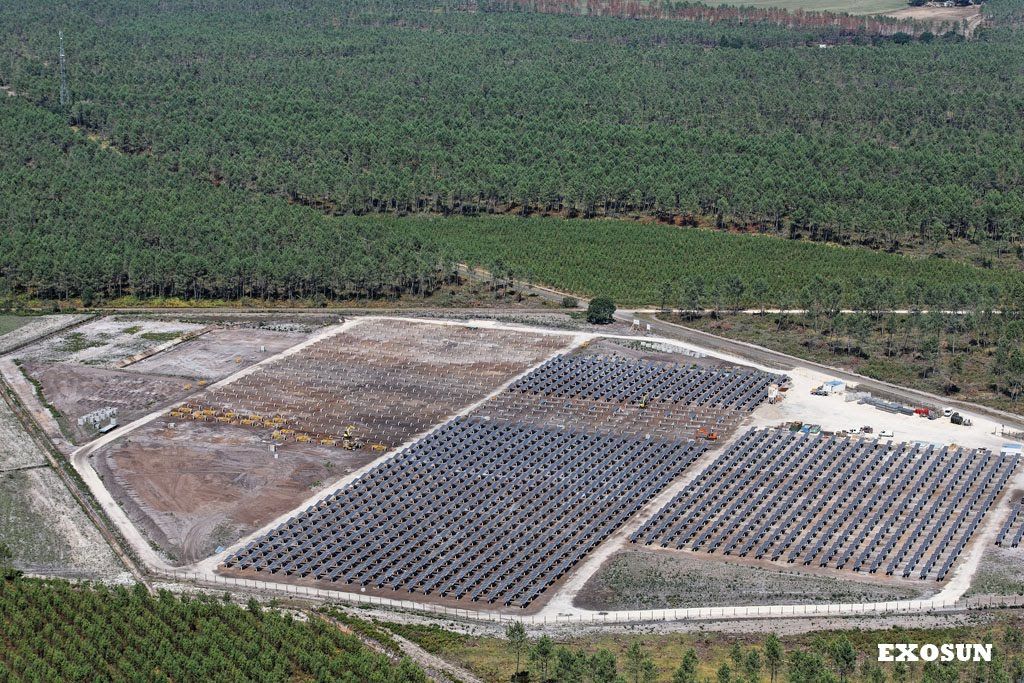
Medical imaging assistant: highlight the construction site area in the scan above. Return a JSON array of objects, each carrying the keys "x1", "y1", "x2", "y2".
[{"x1": 1, "y1": 311, "x2": 1022, "y2": 621}]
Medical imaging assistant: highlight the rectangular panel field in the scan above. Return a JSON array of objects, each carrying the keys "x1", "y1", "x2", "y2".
[
  {"x1": 198, "y1": 320, "x2": 568, "y2": 449},
  {"x1": 632, "y1": 429, "x2": 1019, "y2": 582},
  {"x1": 510, "y1": 354, "x2": 783, "y2": 411},
  {"x1": 224, "y1": 418, "x2": 707, "y2": 608},
  {"x1": 996, "y1": 500, "x2": 1023, "y2": 549}
]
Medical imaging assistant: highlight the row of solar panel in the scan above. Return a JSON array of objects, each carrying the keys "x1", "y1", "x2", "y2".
[
  {"x1": 632, "y1": 429, "x2": 1018, "y2": 581},
  {"x1": 509, "y1": 355, "x2": 784, "y2": 411},
  {"x1": 996, "y1": 500, "x2": 1024, "y2": 549},
  {"x1": 224, "y1": 418, "x2": 707, "y2": 607}
]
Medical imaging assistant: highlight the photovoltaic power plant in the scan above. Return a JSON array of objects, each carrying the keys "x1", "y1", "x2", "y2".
[
  {"x1": 996, "y1": 499, "x2": 1024, "y2": 549},
  {"x1": 221, "y1": 348, "x2": 794, "y2": 607},
  {"x1": 632, "y1": 429, "x2": 1020, "y2": 581},
  {"x1": 510, "y1": 355, "x2": 782, "y2": 411},
  {"x1": 224, "y1": 417, "x2": 707, "y2": 606}
]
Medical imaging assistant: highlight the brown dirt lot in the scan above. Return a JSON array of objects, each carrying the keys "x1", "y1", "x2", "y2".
[
  {"x1": 94, "y1": 419, "x2": 377, "y2": 565},
  {"x1": 883, "y1": 5, "x2": 985, "y2": 36},
  {"x1": 127, "y1": 327, "x2": 309, "y2": 380},
  {"x1": 884, "y1": 4, "x2": 980, "y2": 22},
  {"x1": 575, "y1": 548, "x2": 929, "y2": 611},
  {"x1": 23, "y1": 362, "x2": 197, "y2": 443}
]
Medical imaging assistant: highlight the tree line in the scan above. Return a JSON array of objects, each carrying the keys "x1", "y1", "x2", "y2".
[
  {"x1": 0, "y1": 575, "x2": 427, "y2": 681},
  {"x1": 8, "y1": 92, "x2": 1020, "y2": 309},
  {"x1": 503, "y1": 621, "x2": 1024, "y2": 682}
]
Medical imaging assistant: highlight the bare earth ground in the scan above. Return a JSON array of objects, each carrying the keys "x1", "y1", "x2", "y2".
[
  {"x1": 968, "y1": 546, "x2": 1024, "y2": 597},
  {"x1": 0, "y1": 468, "x2": 125, "y2": 580},
  {"x1": 22, "y1": 363, "x2": 199, "y2": 444},
  {"x1": 0, "y1": 314, "x2": 92, "y2": 355},
  {"x1": 128, "y1": 327, "x2": 309, "y2": 380},
  {"x1": 0, "y1": 400, "x2": 48, "y2": 470},
  {"x1": 12, "y1": 317, "x2": 205, "y2": 366},
  {"x1": 93, "y1": 419, "x2": 377, "y2": 565},
  {"x1": 885, "y1": 4, "x2": 981, "y2": 23},
  {"x1": 0, "y1": 398, "x2": 124, "y2": 579},
  {"x1": 575, "y1": 548, "x2": 929, "y2": 611},
  {"x1": 421, "y1": 311, "x2": 637, "y2": 336},
  {"x1": 201, "y1": 319, "x2": 570, "y2": 448}
]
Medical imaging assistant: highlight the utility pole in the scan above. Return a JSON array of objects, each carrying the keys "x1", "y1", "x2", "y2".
[{"x1": 58, "y1": 30, "x2": 69, "y2": 107}]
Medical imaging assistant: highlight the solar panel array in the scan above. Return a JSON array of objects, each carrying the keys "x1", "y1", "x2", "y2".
[
  {"x1": 996, "y1": 500, "x2": 1024, "y2": 549},
  {"x1": 632, "y1": 429, "x2": 1019, "y2": 581},
  {"x1": 509, "y1": 355, "x2": 782, "y2": 411},
  {"x1": 473, "y1": 393, "x2": 744, "y2": 441},
  {"x1": 224, "y1": 418, "x2": 707, "y2": 606}
]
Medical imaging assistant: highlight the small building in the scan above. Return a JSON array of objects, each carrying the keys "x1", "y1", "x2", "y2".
[{"x1": 818, "y1": 379, "x2": 845, "y2": 395}]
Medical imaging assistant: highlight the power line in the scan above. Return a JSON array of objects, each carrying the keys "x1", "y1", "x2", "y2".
[{"x1": 58, "y1": 30, "x2": 69, "y2": 107}]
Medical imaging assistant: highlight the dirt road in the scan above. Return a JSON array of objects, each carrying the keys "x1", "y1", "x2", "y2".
[{"x1": 627, "y1": 311, "x2": 1024, "y2": 433}]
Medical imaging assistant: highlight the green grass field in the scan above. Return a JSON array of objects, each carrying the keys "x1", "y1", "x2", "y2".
[{"x1": 0, "y1": 316, "x2": 30, "y2": 338}]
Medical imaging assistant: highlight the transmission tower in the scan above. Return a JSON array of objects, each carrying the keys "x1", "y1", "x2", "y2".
[{"x1": 58, "y1": 30, "x2": 69, "y2": 107}]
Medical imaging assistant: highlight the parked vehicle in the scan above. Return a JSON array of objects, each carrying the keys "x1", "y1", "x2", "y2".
[{"x1": 950, "y1": 412, "x2": 973, "y2": 427}]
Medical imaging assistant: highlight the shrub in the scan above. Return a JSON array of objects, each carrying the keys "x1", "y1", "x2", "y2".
[{"x1": 586, "y1": 297, "x2": 616, "y2": 324}]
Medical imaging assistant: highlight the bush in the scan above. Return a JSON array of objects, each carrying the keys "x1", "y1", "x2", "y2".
[
  {"x1": 586, "y1": 297, "x2": 616, "y2": 324},
  {"x1": 561, "y1": 296, "x2": 578, "y2": 308}
]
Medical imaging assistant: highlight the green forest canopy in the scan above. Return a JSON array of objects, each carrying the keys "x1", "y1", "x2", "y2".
[
  {"x1": 2, "y1": 0, "x2": 1024, "y2": 253},
  {"x1": 2, "y1": 95, "x2": 1021, "y2": 307},
  {"x1": 0, "y1": 577, "x2": 426, "y2": 682}
]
